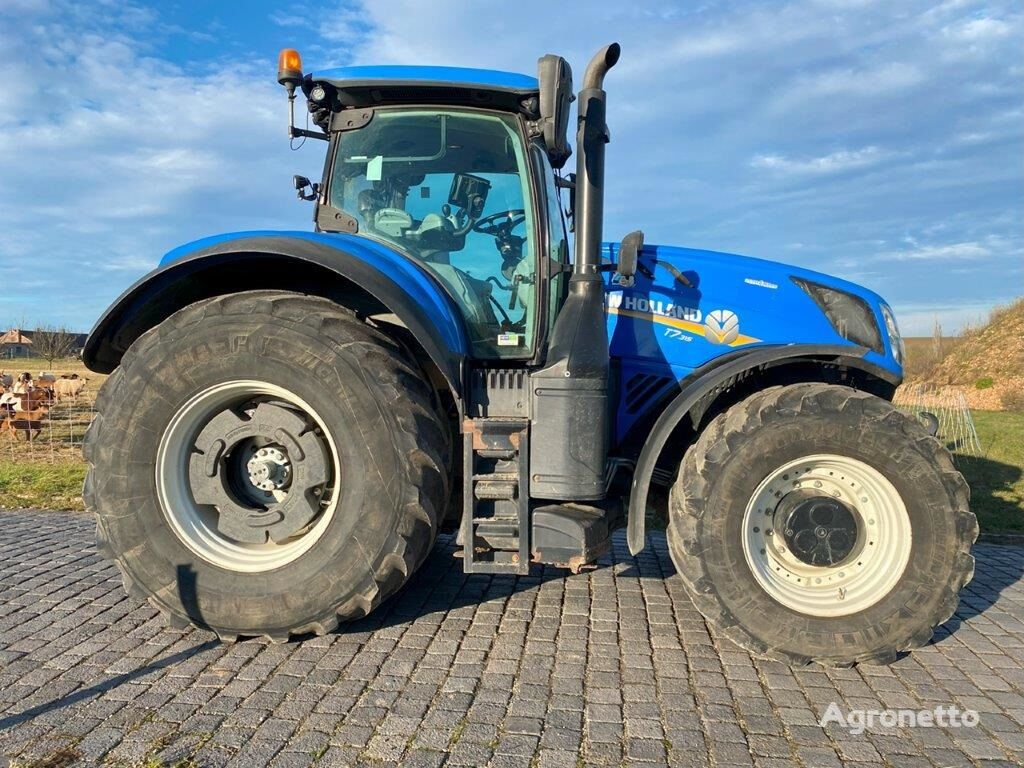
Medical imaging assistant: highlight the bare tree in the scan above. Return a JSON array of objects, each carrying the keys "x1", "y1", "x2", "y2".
[{"x1": 32, "y1": 326, "x2": 77, "y2": 368}]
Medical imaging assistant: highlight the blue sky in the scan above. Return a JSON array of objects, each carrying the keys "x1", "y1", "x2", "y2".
[{"x1": 0, "y1": 0, "x2": 1020, "y2": 335}]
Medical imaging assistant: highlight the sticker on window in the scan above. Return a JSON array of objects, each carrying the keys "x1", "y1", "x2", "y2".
[
  {"x1": 366, "y1": 155, "x2": 383, "y2": 181},
  {"x1": 497, "y1": 333, "x2": 521, "y2": 347}
]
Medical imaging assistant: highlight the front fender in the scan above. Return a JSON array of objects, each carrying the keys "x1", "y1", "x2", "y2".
[
  {"x1": 625, "y1": 343, "x2": 901, "y2": 555},
  {"x1": 84, "y1": 231, "x2": 471, "y2": 397}
]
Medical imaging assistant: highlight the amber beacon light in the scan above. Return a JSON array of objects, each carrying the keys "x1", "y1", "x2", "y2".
[{"x1": 277, "y1": 48, "x2": 303, "y2": 88}]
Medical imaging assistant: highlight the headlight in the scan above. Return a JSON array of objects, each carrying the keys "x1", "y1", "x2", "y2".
[
  {"x1": 880, "y1": 303, "x2": 905, "y2": 365},
  {"x1": 792, "y1": 278, "x2": 884, "y2": 354}
]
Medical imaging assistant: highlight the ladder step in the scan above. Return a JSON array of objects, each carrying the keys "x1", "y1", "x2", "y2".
[
  {"x1": 474, "y1": 479, "x2": 518, "y2": 500},
  {"x1": 462, "y1": 417, "x2": 530, "y2": 575},
  {"x1": 475, "y1": 518, "x2": 520, "y2": 550},
  {"x1": 472, "y1": 471, "x2": 518, "y2": 482}
]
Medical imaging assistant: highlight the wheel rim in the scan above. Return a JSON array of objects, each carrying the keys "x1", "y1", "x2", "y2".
[
  {"x1": 156, "y1": 381, "x2": 341, "y2": 573},
  {"x1": 741, "y1": 454, "x2": 911, "y2": 617}
]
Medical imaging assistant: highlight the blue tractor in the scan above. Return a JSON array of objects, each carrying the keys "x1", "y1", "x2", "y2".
[{"x1": 83, "y1": 44, "x2": 976, "y2": 665}]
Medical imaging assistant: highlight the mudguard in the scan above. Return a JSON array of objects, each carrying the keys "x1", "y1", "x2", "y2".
[
  {"x1": 83, "y1": 232, "x2": 471, "y2": 397},
  {"x1": 625, "y1": 343, "x2": 901, "y2": 555}
]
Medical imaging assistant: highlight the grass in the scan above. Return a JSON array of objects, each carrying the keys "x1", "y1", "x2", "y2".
[
  {"x1": 2, "y1": 352, "x2": 1022, "y2": 534},
  {"x1": 959, "y1": 410, "x2": 1024, "y2": 533},
  {"x1": 0, "y1": 461, "x2": 86, "y2": 511},
  {"x1": 4, "y1": 414, "x2": 1023, "y2": 533}
]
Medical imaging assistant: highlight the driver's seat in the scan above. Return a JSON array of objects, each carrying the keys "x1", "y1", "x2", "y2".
[{"x1": 429, "y1": 264, "x2": 501, "y2": 335}]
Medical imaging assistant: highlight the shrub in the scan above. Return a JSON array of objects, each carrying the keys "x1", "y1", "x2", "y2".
[
  {"x1": 1000, "y1": 387, "x2": 1024, "y2": 412},
  {"x1": 975, "y1": 377, "x2": 995, "y2": 390}
]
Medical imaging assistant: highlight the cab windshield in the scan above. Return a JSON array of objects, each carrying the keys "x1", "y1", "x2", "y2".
[{"x1": 330, "y1": 108, "x2": 538, "y2": 358}]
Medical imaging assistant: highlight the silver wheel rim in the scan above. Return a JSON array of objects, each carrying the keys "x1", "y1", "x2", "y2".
[
  {"x1": 741, "y1": 454, "x2": 912, "y2": 617},
  {"x1": 156, "y1": 381, "x2": 340, "y2": 573}
]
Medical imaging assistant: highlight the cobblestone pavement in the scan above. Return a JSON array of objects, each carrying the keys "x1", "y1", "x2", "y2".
[{"x1": 0, "y1": 510, "x2": 1022, "y2": 768}]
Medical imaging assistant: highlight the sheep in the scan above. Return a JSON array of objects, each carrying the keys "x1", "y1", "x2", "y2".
[
  {"x1": 0, "y1": 373, "x2": 11, "y2": 389},
  {"x1": 53, "y1": 377, "x2": 88, "y2": 403}
]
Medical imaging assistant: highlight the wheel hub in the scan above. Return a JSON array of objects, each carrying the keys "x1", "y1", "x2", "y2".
[
  {"x1": 187, "y1": 401, "x2": 330, "y2": 545},
  {"x1": 741, "y1": 455, "x2": 913, "y2": 617},
  {"x1": 246, "y1": 446, "x2": 292, "y2": 491},
  {"x1": 776, "y1": 491, "x2": 858, "y2": 567}
]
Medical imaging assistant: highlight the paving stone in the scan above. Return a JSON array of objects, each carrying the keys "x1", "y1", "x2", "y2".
[{"x1": 0, "y1": 512, "x2": 1020, "y2": 767}]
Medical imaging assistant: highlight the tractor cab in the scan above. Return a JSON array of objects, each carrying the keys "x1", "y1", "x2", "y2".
[
  {"x1": 276, "y1": 50, "x2": 618, "y2": 573},
  {"x1": 285, "y1": 60, "x2": 576, "y2": 360}
]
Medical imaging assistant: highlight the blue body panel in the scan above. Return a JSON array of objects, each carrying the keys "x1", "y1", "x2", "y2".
[
  {"x1": 310, "y1": 65, "x2": 538, "y2": 93},
  {"x1": 602, "y1": 242, "x2": 902, "y2": 441},
  {"x1": 161, "y1": 231, "x2": 471, "y2": 357},
  {"x1": 158, "y1": 232, "x2": 900, "y2": 445}
]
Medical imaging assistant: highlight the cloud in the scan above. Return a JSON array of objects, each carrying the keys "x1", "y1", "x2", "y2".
[
  {"x1": 942, "y1": 16, "x2": 1014, "y2": 42},
  {"x1": 750, "y1": 147, "x2": 888, "y2": 175},
  {"x1": 872, "y1": 241, "x2": 991, "y2": 261},
  {"x1": 867, "y1": 234, "x2": 1017, "y2": 262},
  {"x1": 0, "y1": 0, "x2": 1020, "y2": 336},
  {"x1": 0, "y1": 1, "x2": 322, "y2": 329}
]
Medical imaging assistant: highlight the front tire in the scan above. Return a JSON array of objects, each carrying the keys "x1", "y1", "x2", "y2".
[
  {"x1": 668, "y1": 383, "x2": 977, "y2": 665},
  {"x1": 84, "y1": 291, "x2": 450, "y2": 642}
]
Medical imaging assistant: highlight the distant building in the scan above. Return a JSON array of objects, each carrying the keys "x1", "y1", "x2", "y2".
[{"x1": 0, "y1": 328, "x2": 88, "y2": 359}]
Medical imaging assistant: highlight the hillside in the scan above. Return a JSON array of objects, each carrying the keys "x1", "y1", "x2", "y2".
[
  {"x1": 931, "y1": 298, "x2": 1024, "y2": 382},
  {"x1": 920, "y1": 298, "x2": 1024, "y2": 411}
]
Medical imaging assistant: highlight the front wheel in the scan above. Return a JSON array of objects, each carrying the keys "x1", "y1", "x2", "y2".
[
  {"x1": 84, "y1": 291, "x2": 450, "y2": 642},
  {"x1": 668, "y1": 383, "x2": 977, "y2": 666}
]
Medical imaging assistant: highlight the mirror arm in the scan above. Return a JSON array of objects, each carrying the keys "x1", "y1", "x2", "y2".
[{"x1": 292, "y1": 127, "x2": 329, "y2": 141}]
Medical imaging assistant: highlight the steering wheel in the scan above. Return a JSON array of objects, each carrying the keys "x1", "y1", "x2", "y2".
[{"x1": 473, "y1": 209, "x2": 526, "y2": 236}]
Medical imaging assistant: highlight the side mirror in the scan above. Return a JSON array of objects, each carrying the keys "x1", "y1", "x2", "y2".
[
  {"x1": 293, "y1": 175, "x2": 319, "y2": 201},
  {"x1": 617, "y1": 230, "x2": 644, "y2": 286},
  {"x1": 537, "y1": 54, "x2": 573, "y2": 169}
]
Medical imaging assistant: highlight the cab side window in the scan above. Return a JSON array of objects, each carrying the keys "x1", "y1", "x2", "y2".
[{"x1": 533, "y1": 147, "x2": 571, "y2": 330}]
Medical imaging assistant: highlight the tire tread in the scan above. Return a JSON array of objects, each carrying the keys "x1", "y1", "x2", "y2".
[
  {"x1": 84, "y1": 290, "x2": 450, "y2": 642},
  {"x1": 667, "y1": 382, "x2": 978, "y2": 666}
]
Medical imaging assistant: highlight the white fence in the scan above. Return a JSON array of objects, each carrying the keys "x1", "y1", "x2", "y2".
[{"x1": 894, "y1": 383, "x2": 982, "y2": 459}]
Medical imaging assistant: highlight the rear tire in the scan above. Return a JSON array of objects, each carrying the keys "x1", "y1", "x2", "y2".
[
  {"x1": 667, "y1": 383, "x2": 977, "y2": 665},
  {"x1": 84, "y1": 290, "x2": 450, "y2": 641}
]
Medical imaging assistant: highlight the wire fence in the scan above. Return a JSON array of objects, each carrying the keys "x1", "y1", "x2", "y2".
[
  {"x1": 893, "y1": 382, "x2": 983, "y2": 460},
  {"x1": 0, "y1": 380, "x2": 987, "y2": 466},
  {"x1": 1, "y1": 380, "x2": 96, "y2": 464}
]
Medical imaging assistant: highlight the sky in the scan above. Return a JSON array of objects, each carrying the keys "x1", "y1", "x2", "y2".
[{"x1": 0, "y1": 0, "x2": 1021, "y2": 336}]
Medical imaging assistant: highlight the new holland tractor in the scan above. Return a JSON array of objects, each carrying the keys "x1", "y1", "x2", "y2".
[{"x1": 83, "y1": 43, "x2": 976, "y2": 665}]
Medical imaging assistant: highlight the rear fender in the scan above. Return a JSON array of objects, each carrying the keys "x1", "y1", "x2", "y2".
[
  {"x1": 625, "y1": 343, "x2": 901, "y2": 554},
  {"x1": 83, "y1": 232, "x2": 470, "y2": 399}
]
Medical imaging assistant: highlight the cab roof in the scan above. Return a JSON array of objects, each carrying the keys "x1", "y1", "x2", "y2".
[
  {"x1": 305, "y1": 65, "x2": 540, "y2": 114},
  {"x1": 309, "y1": 65, "x2": 539, "y2": 94}
]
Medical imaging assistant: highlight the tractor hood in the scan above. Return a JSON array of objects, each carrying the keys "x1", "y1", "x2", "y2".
[{"x1": 602, "y1": 241, "x2": 903, "y2": 381}]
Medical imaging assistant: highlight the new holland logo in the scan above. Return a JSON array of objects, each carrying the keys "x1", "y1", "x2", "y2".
[{"x1": 704, "y1": 309, "x2": 740, "y2": 345}]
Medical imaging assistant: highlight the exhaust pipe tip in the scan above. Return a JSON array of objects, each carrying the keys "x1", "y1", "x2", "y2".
[
  {"x1": 583, "y1": 42, "x2": 621, "y2": 90},
  {"x1": 603, "y1": 42, "x2": 621, "y2": 69}
]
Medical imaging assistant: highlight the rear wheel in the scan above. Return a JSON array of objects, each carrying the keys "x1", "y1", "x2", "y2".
[
  {"x1": 84, "y1": 290, "x2": 450, "y2": 641},
  {"x1": 667, "y1": 383, "x2": 977, "y2": 665}
]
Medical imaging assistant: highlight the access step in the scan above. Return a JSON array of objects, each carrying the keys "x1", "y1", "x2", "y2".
[
  {"x1": 531, "y1": 503, "x2": 610, "y2": 573},
  {"x1": 461, "y1": 417, "x2": 530, "y2": 575}
]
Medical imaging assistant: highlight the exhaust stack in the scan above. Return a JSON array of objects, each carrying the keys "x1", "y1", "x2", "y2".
[
  {"x1": 574, "y1": 43, "x2": 621, "y2": 276},
  {"x1": 529, "y1": 43, "x2": 620, "y2": 501}
]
